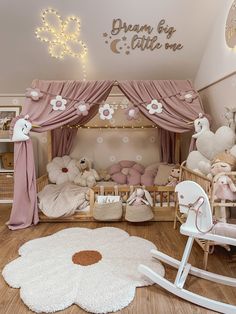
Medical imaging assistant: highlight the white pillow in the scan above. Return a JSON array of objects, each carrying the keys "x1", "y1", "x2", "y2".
[{"x1": 47, "y1": 155, "x2": 79, "y2": 185}]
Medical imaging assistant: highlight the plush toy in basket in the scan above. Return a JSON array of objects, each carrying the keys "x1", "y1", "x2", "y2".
[
  {"x1": 125, "y1": 188, "x2": 154, "y2": 222},
  {"x1": 0, "y1": 152, "x2": 14, "y2": 170},
  {"x1": 93, "y1": 196, "x2": 123, "y2": 221}
]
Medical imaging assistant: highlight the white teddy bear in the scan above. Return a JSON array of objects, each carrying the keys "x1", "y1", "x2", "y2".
[
  {"x1": 186, "y1": 113, "x2": 236, "y2": 175},
  {"x1": 74, "y1": 157, "x2": 100, "y2": 188}
]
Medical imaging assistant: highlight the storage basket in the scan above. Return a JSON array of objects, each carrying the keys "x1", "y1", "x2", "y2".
[
  {"x1": 93, "y1": 201, "x2": 123, "y2": 221},
  {"x1": 0, "y1": 152, "x2": 14, "y2": 170},
  {"x1": 0, "y1": 130, "x2": 10, "y2": 138},
  {"x1": 125, "y1": 204, "x2": 154, "y2": 222},
  {"x1": 0, "y1": 173, "x2": 14, "y2": 200}
]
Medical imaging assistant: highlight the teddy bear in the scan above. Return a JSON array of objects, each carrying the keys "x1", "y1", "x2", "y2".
[
  {"x1": 97, "y1": 168, "x2": 111, "y2": 181},
  {"x1": 74, "y1": 157, "x2": 100, "y2": 188},
  {"x1": 166, "y1": 166, "x2": 180, "y2": 187}
]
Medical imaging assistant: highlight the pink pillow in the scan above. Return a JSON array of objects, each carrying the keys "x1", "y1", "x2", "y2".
[
  {"x1": 132, "y1": 163, "x2": 145, "y2": 174},
  {"x1": 141, "y1": 169, "x2": 157, "y2": 186},
  {"x1": 145, "y1": 162, "x2": 160, "y2": 172},
  {"x1": 120, "y1": 160, "x2": 135, "y2": 168},
  {"x1": 127, "y1": 168, "x2": 141, "y2": 185},
  {"x1": 109, "y1": 163, "x2": 121, "y2": 175},
  {"x1": 111, "y1": 173, "x2": 127, "y2": 184}
]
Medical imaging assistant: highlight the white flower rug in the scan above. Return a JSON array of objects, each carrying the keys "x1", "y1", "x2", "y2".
[{"x1": 2, "y1": 227, "x2": 164, "y2": 313}]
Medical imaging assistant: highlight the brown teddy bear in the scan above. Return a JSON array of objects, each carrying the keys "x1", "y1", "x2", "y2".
[
  {"x1": 74, "y1": 157, "x2": 100, "y2": 188},
  {"x1": 166, "y1": 166, "x2": 181, "y2": 187}
]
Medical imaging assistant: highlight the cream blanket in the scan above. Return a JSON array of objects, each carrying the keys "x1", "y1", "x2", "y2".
[{"x1": 38, "y1": 182, "x2": 89, "y2": 218}]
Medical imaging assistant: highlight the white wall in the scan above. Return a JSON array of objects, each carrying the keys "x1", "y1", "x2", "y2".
[
  {"x1": 194, "y1": 0, "x2": 236, "y2": 90},
  {"x1": 199, "y1": 73, "x2": 236, "y2": 130}
]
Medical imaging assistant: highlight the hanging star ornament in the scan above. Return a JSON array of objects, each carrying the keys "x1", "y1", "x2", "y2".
[{"x1": 35, "y1": 8, "x2": 88, "y2": 60}]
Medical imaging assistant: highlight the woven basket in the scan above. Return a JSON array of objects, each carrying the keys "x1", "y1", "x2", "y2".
[
  {"x1": 0, "y1": 130, "x2": 10, "y2": 138},
  {"x1": 125, "y1": 204, "x2": 154, "y2": 222},
  {"x1": 93, "y1": 201, "x2": 123, "y2": 221},
  {"x1": 0, "y1": 173, "x2": 14, "y2": 200}
]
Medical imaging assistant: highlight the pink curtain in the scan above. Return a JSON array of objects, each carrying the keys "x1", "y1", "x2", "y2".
[
  {"x1": 51, "y1": 128, "x2": 77, "y2": 158},
  {"x1": 159, "y1": 128, "x2": 175, "y2": 163},
  {"x1": 51, "y1": 102, "x2": 100, "y2": 157},
  {"x1": 8, "y1": 80, "x2": 114, "y2": 230},
  {"x1": 118, "y1": 80, "x2": 205, "y2": 162}
]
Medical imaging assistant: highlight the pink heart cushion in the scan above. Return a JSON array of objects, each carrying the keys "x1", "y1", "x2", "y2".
[
  {"x1": 120, "y1": 160, "x2": 135, "y2": 168},
  {"x1": 111, "y1": 173, "x2": 127, "y2": 184},
  {"x1": 141, "y1": 169, "x2": 157, "y2": 186},
  {"x1": 132, "y1": 163, "x2": 145, "y2": 174},
  {"x1": 127, "y1": 168, "x2": 141, "y2": 185},
  {"x1": 109, "y1": 163, "x2": 121, "y2": 175}
]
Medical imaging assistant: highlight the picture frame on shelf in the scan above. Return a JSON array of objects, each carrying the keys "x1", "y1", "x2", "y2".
[{"x1": 0, "y1": 106, "x2": 21, "y2": 138}]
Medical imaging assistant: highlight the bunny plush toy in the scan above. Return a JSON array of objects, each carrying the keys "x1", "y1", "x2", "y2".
[{"x1": 127, "y1": 188, "x2": 153, "y2": 207}]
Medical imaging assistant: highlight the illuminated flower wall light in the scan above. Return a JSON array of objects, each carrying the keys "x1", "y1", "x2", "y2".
[
  {"x1": 225, "y1": 0, "x2": 236, "y2": 51},
  {"x1": 35, "y1": 8, "x2": 88, "y2": 81}
]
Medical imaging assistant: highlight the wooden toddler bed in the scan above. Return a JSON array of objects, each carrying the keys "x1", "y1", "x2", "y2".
[{"x1": 37, "y1": 174, "x2": 177, "y2": 222}]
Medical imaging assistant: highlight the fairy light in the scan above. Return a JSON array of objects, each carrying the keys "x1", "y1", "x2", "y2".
[
  {"x1": 60, "y1": 125, "x2": 156, "y2": 129},
  {"x1": 35, "y1": 7, "x2": 88, "y2": 81}
]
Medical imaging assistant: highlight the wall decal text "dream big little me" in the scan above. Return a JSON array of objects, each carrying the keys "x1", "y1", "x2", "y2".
[{"x1": 103, "y1": 19, "x2": 183, "y2": 55}]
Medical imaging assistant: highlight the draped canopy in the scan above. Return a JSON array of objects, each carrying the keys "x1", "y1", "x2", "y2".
[{"x1": 8, "y1": 79, "x2": 204, "y2": 230}]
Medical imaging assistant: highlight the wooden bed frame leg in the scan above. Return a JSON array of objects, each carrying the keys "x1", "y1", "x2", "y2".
[{"x1": 89, "y1": 189, "x2": 95, "y2": 217}]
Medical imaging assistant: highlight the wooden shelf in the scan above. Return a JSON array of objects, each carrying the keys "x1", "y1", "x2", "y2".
[
  {"x1": 0, "y1": 199, "x2": 13, "y2": 204},
  {"x1": 0, "y1": 169, "x2": 14, "y2": 173},
  {"x1": 0, "y1": 138, "x2": 12, "y2": 142}
]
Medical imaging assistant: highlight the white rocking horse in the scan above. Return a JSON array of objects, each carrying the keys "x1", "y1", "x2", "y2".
[{"x1": 139, "y1": 180, "x2": 236, "y2": 314}]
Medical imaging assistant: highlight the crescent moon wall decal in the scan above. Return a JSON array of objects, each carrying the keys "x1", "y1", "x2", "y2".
[{"x1": 110, "y1": 39, "x2": 121, "y2": 54}]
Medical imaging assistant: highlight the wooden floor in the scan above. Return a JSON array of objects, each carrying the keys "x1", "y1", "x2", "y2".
[{"x1": 0, "y1": 205, "x2": 236, "y2": 314}]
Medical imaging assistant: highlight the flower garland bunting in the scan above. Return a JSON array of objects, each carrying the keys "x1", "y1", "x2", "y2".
[
  {"x1": 146, "y1": 99, "x2": 163, "y2": 114},
  {"x1": 50, "y1": 95, "x2": 67, "y2": 111},
  {"x1": 74, "y1": 101, "x2": 90, "y2": 116},
  {"x1": 99, "y1": 103, "x2": 114, "y2": 120}
]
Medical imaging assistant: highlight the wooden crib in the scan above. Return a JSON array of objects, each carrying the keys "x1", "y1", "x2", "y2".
[{"x1": 37, "y1": 174, "x2": 177, "y2": 222}]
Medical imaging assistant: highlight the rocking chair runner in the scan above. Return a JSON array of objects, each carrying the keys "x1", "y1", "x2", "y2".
[{"x1": 139, "y1": 181, "x2": 236, "y2": 314}]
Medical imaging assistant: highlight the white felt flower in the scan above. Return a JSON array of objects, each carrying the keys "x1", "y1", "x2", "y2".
[
  {"x1": 74, "y1": 101, "x2": 90, "y2": 116},
  {"x1": 2, "y1": 227, "x2": 164, "y2": 314},
  {"x1": 47, "y1": 156, "x2": 79, "y2": 184},
  {"x1": 179, "y1": 91, "x2": 198, "y2": 103},
  {"x1": 125, "y1": 107, "x2": 140, "y2": 120},
  {"x1": 50, "y1": 95, "x2": 67, "y2": 111},
  {"x1": 25, "y1": 88, "x2": 43, "y2": 101},
  {"x1": 146, "y1": 99, "x2": 163, "y2": 114},
  {"x1": 99, "y1": 103, "x2": 114, "y2": 120}
]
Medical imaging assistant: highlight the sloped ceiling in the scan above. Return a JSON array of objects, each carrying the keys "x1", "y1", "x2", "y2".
[{"x1": 0, "y1": 0, "x2": 224, "y2": 93}]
